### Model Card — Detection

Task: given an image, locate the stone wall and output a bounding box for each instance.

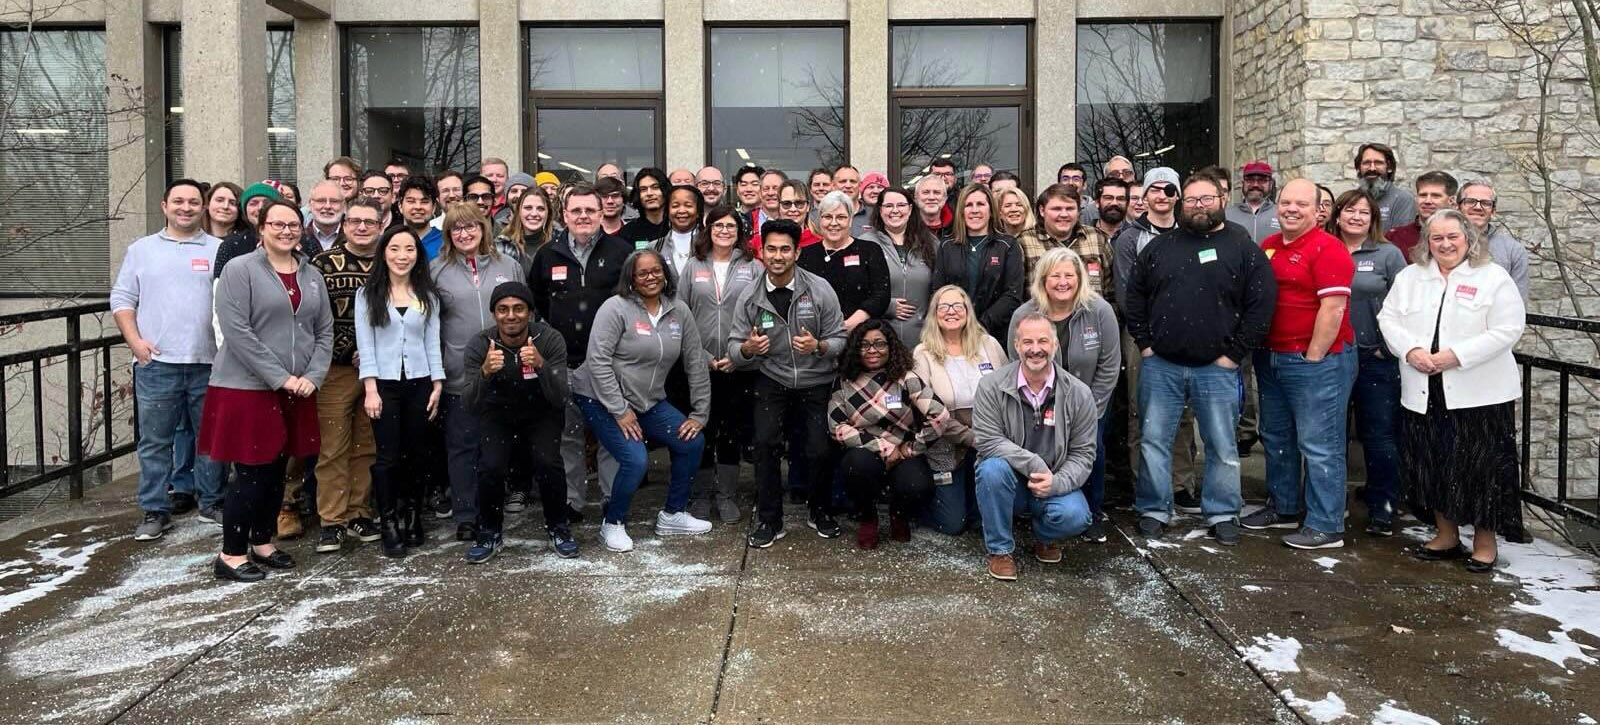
[1230,0,1600,499]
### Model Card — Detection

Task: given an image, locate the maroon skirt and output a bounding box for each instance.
[197,386,321,465]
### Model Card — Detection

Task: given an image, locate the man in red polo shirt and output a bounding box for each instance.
[1240,179,1358,550]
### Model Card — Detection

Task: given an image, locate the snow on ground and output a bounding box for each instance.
[1369,701,1441,724]
[1240,634,1302,674]
[0,540,109,617]
[1282,689,1348,723]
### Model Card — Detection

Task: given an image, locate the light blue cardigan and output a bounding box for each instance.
[354,292,446,382]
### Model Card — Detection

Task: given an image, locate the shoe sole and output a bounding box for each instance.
[605,542,634,552]
[1207,534,1241,546]
[198,516,222,526]
[806,521,841,539]
[553,546,580,559]
[315,542,343,553]
[1284,538,1345,550]
[465,549,498,564]
[656,526,712,536]
[353,533,382,543]
[1034,553,1062,564]
[1239,521,1301,531]
[988,569,1018,581]
[433,510,453,520]
[133,531,165,541]
[504,505,525,513]
[747,529,787,549]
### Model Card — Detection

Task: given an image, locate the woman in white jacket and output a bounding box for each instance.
[1377,209,1525,573]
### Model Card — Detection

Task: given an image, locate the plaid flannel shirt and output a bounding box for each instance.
[828,370,951,456]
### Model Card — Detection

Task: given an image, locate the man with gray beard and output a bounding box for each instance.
[1354,143,1417,234]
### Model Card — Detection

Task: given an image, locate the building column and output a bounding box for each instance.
[663,0,705,170]
[849,0,889,175]
[479,0,522,170]
[181,0,268,183]
[1033,0,1075,193]
[294,17,339,184]
[105,0,161,266]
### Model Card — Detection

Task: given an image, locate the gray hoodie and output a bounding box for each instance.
[1005,297,1123,417]
[208,248,334,391]
[972,359,1098,496]
[431,251,526,395]
[677,251,764,360]
[571,294,712,424]
[727,267,846,390]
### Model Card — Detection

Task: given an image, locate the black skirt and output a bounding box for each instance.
[1399,373,1523,535]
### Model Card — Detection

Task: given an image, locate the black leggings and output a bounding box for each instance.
[370,377,432,515]
[702,369,754,468]
[224,457,288,555]
[477,412,567,535]
[839,447,934,519]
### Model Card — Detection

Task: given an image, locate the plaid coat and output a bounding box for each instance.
[828,370,951,457]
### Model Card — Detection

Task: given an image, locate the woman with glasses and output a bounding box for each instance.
[913,285,1007,535]
[431,203,526,543]
[573,249,713,553]
[756,179,821,257]
[200,199,333,582]
[830,320,949,549]
[929,183,1025,335]
[798,191,890,334]
[859,187,937,345]
[1004,248,1122,543]
[678,205,763,523]
[1315,184,1336,228]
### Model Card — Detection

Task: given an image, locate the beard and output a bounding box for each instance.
[1099,204,1126,226]
[1359,176,1392,199]
[1179,206,1225,235]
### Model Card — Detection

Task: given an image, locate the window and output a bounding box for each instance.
[345,26,480,175]
[890,24,1031,189]
[708,26,846,181]
[526,26,663,183]
[0,29,108,295]
[1076,21,1219,183]
[163,28,297,186]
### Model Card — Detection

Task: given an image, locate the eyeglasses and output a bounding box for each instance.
[710,222,740,232]
[935,302,967,313]
[1108,169,1136,180]
[345,217,381,228]
[972,172,993,181]
[1098,195,1129,205]
[1460,197,1496,209]
[310,196,342,206]
[697,180,725,189]
[465,193,495,203]
[566,207,600,217]
[860,340,890,352]
[327,175,356,184]
[779,200,808,209]
[1181,195,1220,206]
[261,220,299,233]
[634,268,665,280]
[361,186,391,196]
[450,224,480,236]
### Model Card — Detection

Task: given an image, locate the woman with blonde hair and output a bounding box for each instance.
[1005,247,1122,542]
[994,186,1047,277]
[912,284,1008,535]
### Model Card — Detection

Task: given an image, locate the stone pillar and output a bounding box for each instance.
[294,17,339,184]
[479,0,523,169]
[105,0,161,269]
[181,0,268,183]
[663,0,706,170]
[1033,0,1075,194]
[849,0,889,175]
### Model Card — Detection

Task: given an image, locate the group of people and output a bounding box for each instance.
[109,142,1530,583]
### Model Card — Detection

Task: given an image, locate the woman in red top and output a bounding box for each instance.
[752,179,821,258]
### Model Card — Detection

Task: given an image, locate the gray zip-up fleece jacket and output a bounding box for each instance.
[572,294,712,424]
[431,251,525,395]
[677,251,764,360]
[209,248,334,391]
[1004,298,1123,417]
[972,360,1099,497]
[727,267,846,390]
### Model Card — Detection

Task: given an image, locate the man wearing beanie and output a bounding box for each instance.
[460,281,575,562]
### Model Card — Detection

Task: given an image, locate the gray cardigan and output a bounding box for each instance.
[972,360,1098,496]
[1005,297,1123,417]
[208,248,334,391]
[572,294,712,423]
[354,292,445,382]
[431,251,526,395]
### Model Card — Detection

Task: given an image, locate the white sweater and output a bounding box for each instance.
[1377,259,1524,413]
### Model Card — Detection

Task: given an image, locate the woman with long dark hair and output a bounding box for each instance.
[355,226,444,557]
[828,319,949,549]
[204,182,243,240]
[860,187,937,344]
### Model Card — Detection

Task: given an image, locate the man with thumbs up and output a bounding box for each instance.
[728,220,848,548]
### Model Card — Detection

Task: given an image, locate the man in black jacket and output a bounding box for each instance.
[461,282,574,563]
[1124,173,1276,543]
[527,183,633,518]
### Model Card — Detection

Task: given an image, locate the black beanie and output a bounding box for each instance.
[489,281,534,310]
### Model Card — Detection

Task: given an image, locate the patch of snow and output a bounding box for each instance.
[0,541,109,617]
[1370,701,1441,724]
[1241,584,1266,592]
[1146,540,1182,550]
[1577,713,1595,725]
[1240,634,1302,674]
[1313,556,1341,570]
[1182,529,1208,540]
[1200,546,1221,554]
[1282,689,1348,723]
[1495,628,1596,669]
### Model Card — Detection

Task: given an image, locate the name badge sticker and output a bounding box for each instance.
[635,240,650,250]
[989,256,1002,267]
[1198,248,1218,264]
[695,271,712,284]
[551,266,568,281]
[191,258,210,273]
[884,393,902,410]
[760,311,776,330]
[978,361,995,373]
[1082,326,1101,349]
[1455,284,1478,300]
[843,255,860,267]
[1042,408,1056,427]
[634,320,653,336]
[667,319,682,338]
[1357,260,1376,273]
[1087,262,1101,277]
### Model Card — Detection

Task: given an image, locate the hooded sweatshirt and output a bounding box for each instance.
[461,321,569,423]
[571,293,712,424]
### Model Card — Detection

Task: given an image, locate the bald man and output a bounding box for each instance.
[668,168,696,188]
[695,166,726,207]
[1240,179,1358,551]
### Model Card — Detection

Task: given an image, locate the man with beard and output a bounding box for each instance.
[695,166,727,206]
[1035,183,1111,297]
[1226,161,1280,244]
[1240,179,1358,550]
[915,174,953,237]
[1384,170,1456,260]
[1455,180,1530,300]
[972,312,1099,580]
[1091,177,1130,254]
[1125,174,1276,543]
[1354,143,1417,234]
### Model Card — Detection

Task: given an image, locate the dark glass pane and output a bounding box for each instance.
[1076,22,1217,182]
[0,29,109,293]
[535,108,657,184]
[709,27,845,180]
[527,27,662,91]
[165,28,183,183]
[897,106,1019,188]
[267,29,296,185]
[346,27,480,174]
[891,25,1027,88]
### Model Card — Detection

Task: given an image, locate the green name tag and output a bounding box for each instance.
[760,311,775,329]
[635,240,650,250]
[1198,248,1218,264]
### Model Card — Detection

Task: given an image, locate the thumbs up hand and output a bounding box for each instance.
[742,326,770,357]
[791,327,817,355]
[520,339,542,371]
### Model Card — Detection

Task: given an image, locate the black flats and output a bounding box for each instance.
[248,548,297,569]
[214,556,266,583]
[1410,544,1469,561]
[1464,557,1498,574]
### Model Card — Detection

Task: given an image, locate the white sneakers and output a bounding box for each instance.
[600,521,634,552]
[655,510,713,537]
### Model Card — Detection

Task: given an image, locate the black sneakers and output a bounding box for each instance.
[316,525,346,553]
[1208,520,1241,546]
[807,513,841,539]
[747,521,787,548]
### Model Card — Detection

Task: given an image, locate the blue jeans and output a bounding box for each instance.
[1352,347,1401,522]
[134,361,221,512]
[921,449,977,535]
[1135,355,1244,525]
[974,457,1092,555]
[442,393,481,525]
[576,396,704,525]
[171,417,195,494]
[1255,347,1359,534]
[1085,412,1110,517]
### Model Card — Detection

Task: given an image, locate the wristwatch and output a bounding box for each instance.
[814,340,827,357]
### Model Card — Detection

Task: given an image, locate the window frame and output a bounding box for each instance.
[522,22,666,180]
[888,21,1034,189]
[702,21,851,179]
[340,23,483,174]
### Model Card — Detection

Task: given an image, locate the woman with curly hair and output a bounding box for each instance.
[828,319,951,549]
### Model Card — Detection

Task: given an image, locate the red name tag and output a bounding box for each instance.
[551,266,568,281]
[843,255,860,267]
[695,270,712,283]
[1042,408,1056,427]
[191,258,210,272]
[989,256,1001,267]
[634,320,653,336]
[1456,284,1478,300]
[1087,262,1101,276]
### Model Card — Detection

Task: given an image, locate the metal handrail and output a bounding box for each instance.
[1515,314,1599,529]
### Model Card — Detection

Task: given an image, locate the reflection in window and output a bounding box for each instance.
[1076,22,1218,181]
[164,28,298,185]
[526,26,663,181]
[346,26,480,174]
[528,28,662,92]
[891,25,1027,88]
[535,108,657,185]
[898,107,1019,188]
[890,24,1030,188]
[709,27,845,180]
[0,29,108,294]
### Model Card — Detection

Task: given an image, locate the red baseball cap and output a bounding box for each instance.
[1241,161,1274,177]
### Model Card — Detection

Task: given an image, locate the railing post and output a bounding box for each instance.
[66,314,84,500]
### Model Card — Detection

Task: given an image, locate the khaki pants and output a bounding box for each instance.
[1121,327,1199,491]
[314,364,376,526]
